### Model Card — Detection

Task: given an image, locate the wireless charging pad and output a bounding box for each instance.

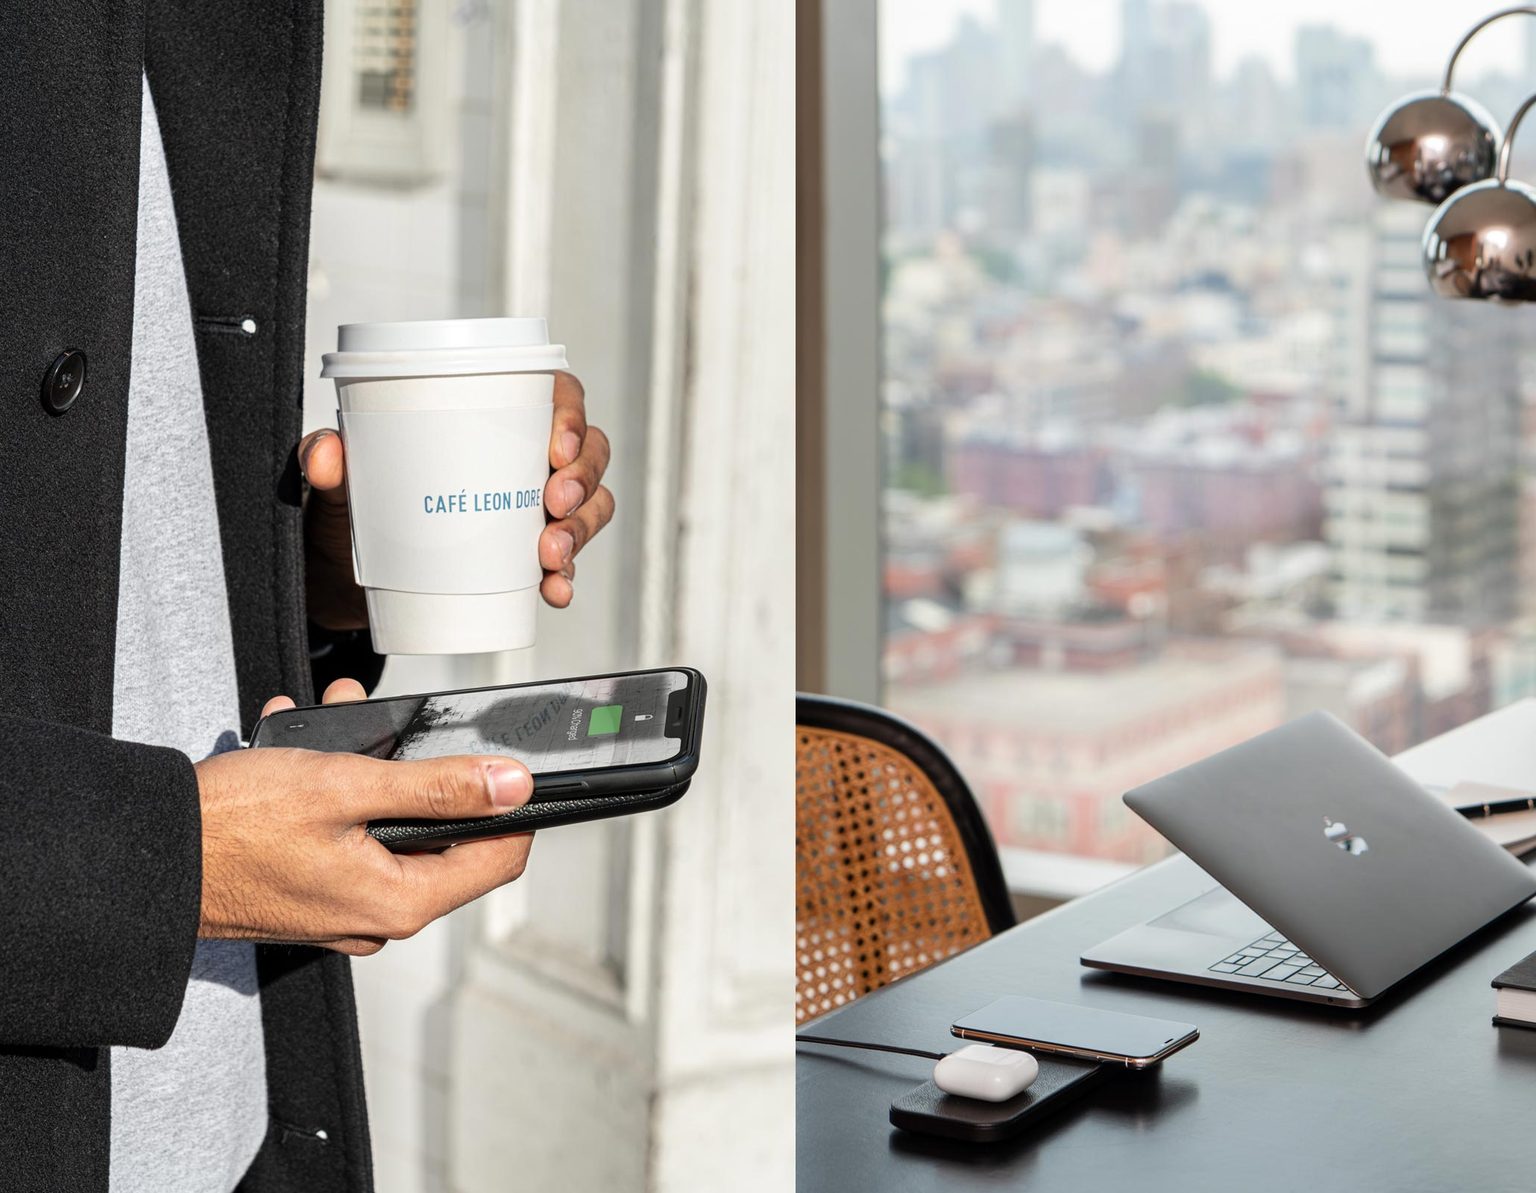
[889,1056,1106,1143]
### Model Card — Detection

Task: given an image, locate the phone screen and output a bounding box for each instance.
[952,996,1198,1063]
[260,670,691,774]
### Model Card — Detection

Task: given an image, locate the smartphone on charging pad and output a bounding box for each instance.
[250,666,705,851]
[952,996,1198,1069]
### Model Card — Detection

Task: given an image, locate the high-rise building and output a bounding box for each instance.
[1325,203,1520,625]
[1127,111,1180,234]
[1117,0,1209,130]
[885,16,1002,236]
[1153,2,1212,125]
[996,0,1036,114]
[986,111,1036,235]
[987,1,1037,237]
[883,123,951,239]
[1295,25,1376,131]
[1224,55,1285,154]
[1119,0,1153,109]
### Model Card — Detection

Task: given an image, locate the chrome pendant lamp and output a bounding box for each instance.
[1423,91,1536,302]
[1365,8,1533,204]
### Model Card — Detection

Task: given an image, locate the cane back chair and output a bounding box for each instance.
[796,694,1015,1023]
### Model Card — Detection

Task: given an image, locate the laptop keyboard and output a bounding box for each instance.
[1209,931,1343,989]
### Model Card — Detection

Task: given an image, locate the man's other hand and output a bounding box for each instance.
[299,370,614,628]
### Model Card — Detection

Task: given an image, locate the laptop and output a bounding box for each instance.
[1081,711,1536,1007]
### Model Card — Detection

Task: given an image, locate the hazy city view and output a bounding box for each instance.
[879,1,1536,875]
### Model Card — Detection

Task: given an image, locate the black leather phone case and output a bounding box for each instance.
[366,778,692,852]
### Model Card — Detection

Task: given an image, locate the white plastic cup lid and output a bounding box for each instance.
[321,316,568,379]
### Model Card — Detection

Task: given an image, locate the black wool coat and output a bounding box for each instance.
[0,3,374,1189]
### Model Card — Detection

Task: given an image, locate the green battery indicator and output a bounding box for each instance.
[587,704,623,736]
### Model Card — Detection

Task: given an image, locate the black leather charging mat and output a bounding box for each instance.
[889,1057,1107,1143]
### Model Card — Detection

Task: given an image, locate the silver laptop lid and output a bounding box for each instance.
[1124,711,1536,1000]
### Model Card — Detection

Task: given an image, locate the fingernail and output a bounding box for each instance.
[560,478,584,514]
[560,431,581,465]
[487,762,531,810]
[551,528,575,564]
[300,430,334,477]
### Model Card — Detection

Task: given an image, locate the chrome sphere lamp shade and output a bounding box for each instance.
[1365,8,1536,203]
[1423,92,1536,303]
[1366,94,1498,204]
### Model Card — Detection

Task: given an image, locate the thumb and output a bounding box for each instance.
[299,428,347,500]
[350,754,534,822]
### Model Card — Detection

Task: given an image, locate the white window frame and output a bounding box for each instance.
[808,0,882,704]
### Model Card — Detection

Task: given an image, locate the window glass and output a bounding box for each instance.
[879,1,1533,880]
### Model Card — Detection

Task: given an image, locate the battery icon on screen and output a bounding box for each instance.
[588,705,623,736]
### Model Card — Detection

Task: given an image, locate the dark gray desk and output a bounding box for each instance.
[798,833,1536,1191]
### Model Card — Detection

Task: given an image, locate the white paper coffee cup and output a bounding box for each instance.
[320,317,568,655]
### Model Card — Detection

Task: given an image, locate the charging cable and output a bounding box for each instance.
[794,1033,944,1062]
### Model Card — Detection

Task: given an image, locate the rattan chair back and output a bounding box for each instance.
[796,694,1014,1023]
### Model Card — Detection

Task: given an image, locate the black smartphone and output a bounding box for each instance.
[250,666,705,849]
[951,996,1198,1069]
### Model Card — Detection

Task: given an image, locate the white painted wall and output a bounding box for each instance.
[301,3,792,1190]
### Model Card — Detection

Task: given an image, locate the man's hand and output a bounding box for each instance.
[197,679,536,956]
[300,371,615,629]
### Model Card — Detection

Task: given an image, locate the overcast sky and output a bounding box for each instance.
[880,0,1527,94]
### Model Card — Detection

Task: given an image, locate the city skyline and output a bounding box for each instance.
[882,0,1527,95]
[876,0,1536,868]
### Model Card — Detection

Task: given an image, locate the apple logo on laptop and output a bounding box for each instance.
[1323,817,1369,856]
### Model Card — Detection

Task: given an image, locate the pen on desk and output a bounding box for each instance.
[1454,796,1536,819]
[1419,782,1536,819]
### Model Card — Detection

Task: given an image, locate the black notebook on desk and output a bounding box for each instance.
[1494,950,1536,1029]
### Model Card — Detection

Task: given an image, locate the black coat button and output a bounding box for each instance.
[42,350,86,414]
